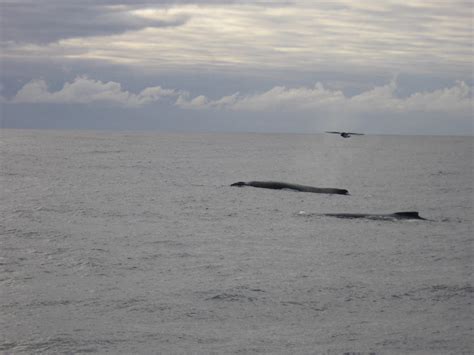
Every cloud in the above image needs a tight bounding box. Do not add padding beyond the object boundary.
[2,0,471,78]
[176,80,473,114]
[8,76,472,116]
[0,0,289,44]
[11,76,180,106]
[0,1,190,43]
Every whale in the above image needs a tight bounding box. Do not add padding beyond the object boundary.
[320,211,426,220]
[231,181,349,195]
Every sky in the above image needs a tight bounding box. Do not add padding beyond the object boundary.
[1,0,473,135]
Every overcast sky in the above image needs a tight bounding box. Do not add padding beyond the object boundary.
[1,0,472,134]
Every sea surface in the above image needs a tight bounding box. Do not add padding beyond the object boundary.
[1,129,472,354]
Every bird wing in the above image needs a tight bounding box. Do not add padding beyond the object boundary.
[347,132,364,135]
[325,131,342,134]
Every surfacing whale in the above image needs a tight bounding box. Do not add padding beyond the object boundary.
[321,211,426,220]
[231,181,349,195]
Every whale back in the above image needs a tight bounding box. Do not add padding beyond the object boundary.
[231,181,246,186]
[392,211,425,219]
[230,181,348,195]
[321,211,426,220]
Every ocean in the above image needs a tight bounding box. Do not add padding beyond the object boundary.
[1,129,472,354]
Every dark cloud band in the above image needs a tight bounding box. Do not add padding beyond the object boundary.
[1,0,292,44]
[0,1,191,43]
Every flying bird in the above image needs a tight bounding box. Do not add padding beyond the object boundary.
[326,131,364,138]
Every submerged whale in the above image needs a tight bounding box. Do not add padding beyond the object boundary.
[231,181,349,195]
[321,211,426,220]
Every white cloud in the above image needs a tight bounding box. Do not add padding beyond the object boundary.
[176,80,473,114]
[8,77,472,117]
[403,81,473,112]
[12,76,180,107]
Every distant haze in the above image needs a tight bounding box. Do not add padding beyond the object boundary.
[1,0,473,135]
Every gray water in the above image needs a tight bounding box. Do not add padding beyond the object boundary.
[1,129,472,354]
